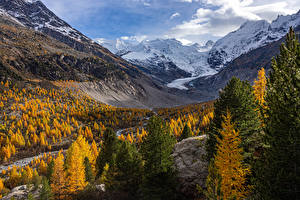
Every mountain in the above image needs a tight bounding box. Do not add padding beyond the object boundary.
[97,10,300,87]
[0,0,196,108]
[190,25,300,102]
[208,10,300,70]
[96,38,217,83]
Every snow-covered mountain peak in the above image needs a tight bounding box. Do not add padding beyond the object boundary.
[0,0,90,42]
[270,10,300,31]
[208,10,300,70]
[96,37,217,77]
[23,0,40,4]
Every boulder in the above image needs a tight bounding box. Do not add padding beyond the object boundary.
[2,185,40,200]
[172,135,208,197]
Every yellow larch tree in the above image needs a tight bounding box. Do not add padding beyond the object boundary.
[253,68,267,108]
[66,142,87,194]
[214,112,251,200]
[51,151,67,200]
[0,178,4,198]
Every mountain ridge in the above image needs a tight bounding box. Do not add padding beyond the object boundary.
[0,0,196,108]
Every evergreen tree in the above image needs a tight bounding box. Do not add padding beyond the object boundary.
[96,128,120,178]
[179,124,193,141]
[83,157,94,183]
[40,177,53,200]
[46,160,54,183]
[140,116,177,200]
[257,28,300,200]
[113,141,143,199]
[204,160,221,200]
[206,77,261,162]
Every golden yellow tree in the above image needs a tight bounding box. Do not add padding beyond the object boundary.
[253,68,267,108]
[0,178,4,198]
[214,112,250,200]
[66,142,87,194]
[51,151,67,200]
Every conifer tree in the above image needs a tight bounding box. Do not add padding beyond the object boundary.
[0,178,4,199]
[179,124,193,141]
[113,141,143,199]
[46,160,54,183]
[51,152,67,200]
[66,142,87,194]
[214,112,250,200]
[96,128,119,178]
[257,28,300,200]
[40,177,53,200]
[140,116,177,200]
[206,77,261,163]
[204,160,221,200]
[83,157,94,183]
[253,68,267,109]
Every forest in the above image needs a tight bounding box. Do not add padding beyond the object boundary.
[0,29,299,200]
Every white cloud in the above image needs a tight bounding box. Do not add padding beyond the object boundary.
[120,35,148,42]
[167,0,300,43]
[170,12,181,20]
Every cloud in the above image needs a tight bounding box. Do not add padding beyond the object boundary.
[167,0,300,43]
[170,12,181,19]
[40,0,300,44]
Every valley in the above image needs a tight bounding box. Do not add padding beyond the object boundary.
[0,0,299,199]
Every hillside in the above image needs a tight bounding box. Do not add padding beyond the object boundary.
[0,0,196,108]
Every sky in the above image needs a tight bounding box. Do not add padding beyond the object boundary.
[41,0,300,45]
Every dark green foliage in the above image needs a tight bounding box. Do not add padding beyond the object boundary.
[96,128,120,178]
[46,160,54,183]
[27,192,35,200]
[256,28,300,200]
[204,160,221,200]
[179,124,193,141]
[108,141,143,199]
[140,116,178,200]
[73,185,105,200]
[84,157,95,183]
[40,177,53,200]
[206,77,261,162]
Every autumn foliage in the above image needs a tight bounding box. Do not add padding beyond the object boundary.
[214,112,251,200]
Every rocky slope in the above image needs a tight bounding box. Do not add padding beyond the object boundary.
[0,0,196,108]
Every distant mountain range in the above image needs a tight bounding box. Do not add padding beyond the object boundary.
[97,10,300,89]
[96,38,216,84]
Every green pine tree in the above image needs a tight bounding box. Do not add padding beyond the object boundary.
[179,124,193,141]
[96,128,120,178]
[46,160,54,183]
[83,157,94,183]
[206,77,261,163]
[256,27,300,200]
[204,159,221,200]
[140,116,177,200]
[110,141,143,199]
[40,177,53,200]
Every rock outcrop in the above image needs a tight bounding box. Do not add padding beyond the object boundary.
[172,135,208,197]
[2,185,40,200]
